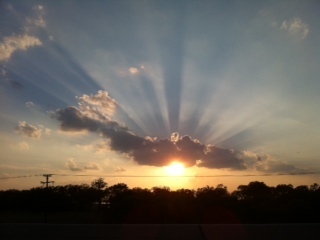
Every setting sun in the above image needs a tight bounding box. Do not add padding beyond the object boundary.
[166,162,185,176]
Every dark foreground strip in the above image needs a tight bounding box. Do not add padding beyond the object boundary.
[1,223,320,240]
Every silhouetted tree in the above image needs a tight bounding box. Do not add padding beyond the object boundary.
[2,181,320,224]
[91,178,107,208]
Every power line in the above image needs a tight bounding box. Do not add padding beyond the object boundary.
[1,171,320,180]
[0,174,43,180]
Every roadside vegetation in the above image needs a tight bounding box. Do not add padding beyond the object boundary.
[1,179,319,224]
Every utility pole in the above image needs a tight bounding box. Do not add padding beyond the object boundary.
[41,174,54,224]
[41,174,54,188]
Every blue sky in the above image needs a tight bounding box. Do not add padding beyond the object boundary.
[1,0,320,190]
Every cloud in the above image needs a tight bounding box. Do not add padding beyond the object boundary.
[26,16,46,29]
[22,4,46,32]
[53,91,300,172]
[77,90,117,117]
[128,65,145,75]
[52,91,127,132]
[198,146,246,170]
[55,103,247,169]
[255,158,301,174]
[26,5,46,29]
[53,92,249,169]
[281,18,309,40]
[0,34,42,61]
[15,121,51,139]
[100,129,248,169]
[129,67,139,74]
[53,106,127,132]
[66,158,82,172]
[115,166,127,172]
[84,163,100,170]
[66,158,100,171]
[15,121,42,139]
[26,101,35,109]
[0,4,47,62]
[53,106,104,132]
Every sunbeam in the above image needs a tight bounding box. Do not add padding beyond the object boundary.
[1,0,320,191]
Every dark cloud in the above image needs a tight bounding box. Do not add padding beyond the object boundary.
[52,91,292,172]
[53,106,104,132]
[199,146,246,170]
[54,104,247,169]
[175,136,206,167]
[104,130,246,169]
[100,128,245,169]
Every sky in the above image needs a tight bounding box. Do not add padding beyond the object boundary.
[1,0,320,191]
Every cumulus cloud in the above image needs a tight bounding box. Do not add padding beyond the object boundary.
[15,121,42,138]
[281,18,309,40]
[52,91,127,133]
[15,121,51,138]
[0,34,42,61]
[77,90,117,117]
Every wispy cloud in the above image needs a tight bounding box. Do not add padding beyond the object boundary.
[66,158,100,172]
[281,18,309,40]
[26,5,46,29]
[66,158,82,172]
[84,163,100,170]
[115,166,127,172]
[255,157,301,173]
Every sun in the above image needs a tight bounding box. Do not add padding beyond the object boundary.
[166,161,185,176]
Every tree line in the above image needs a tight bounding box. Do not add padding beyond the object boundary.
[1,179,319,224]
